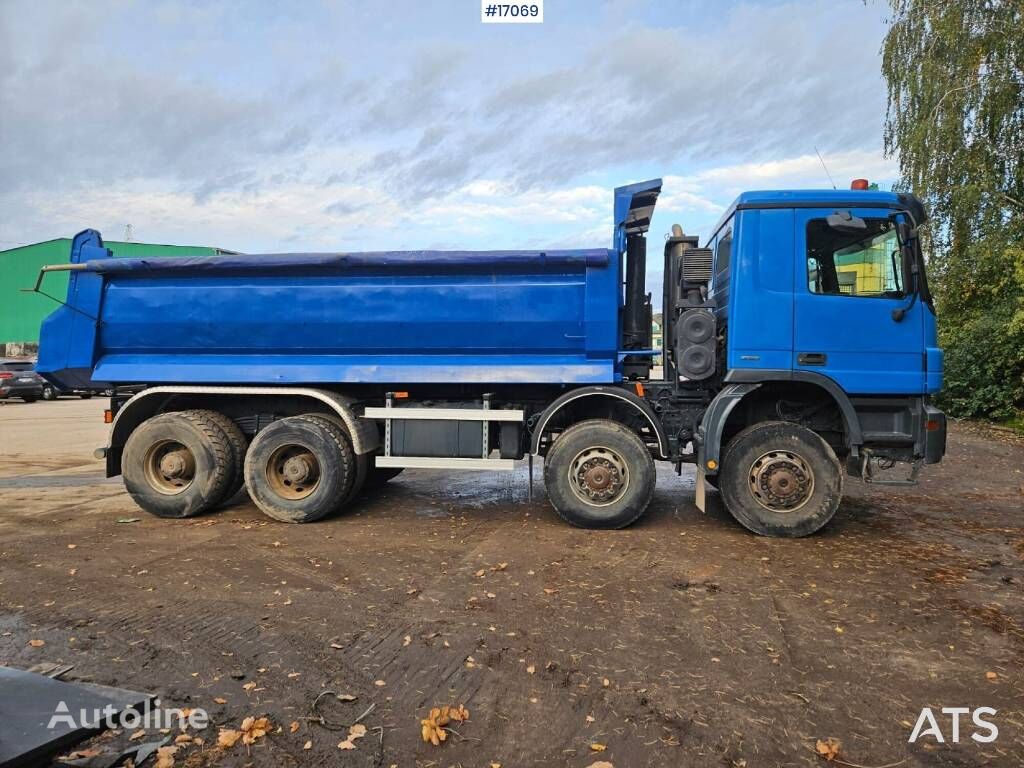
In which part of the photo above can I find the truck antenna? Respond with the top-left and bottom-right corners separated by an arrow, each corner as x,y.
814,147 -> 837,190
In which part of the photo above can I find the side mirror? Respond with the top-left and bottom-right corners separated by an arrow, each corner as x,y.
895,220 -> 913,247
826,210 -> 867,234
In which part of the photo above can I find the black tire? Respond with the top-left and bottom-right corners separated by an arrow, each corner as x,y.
123,410 -> 234,519
41,385 -> 57,401
198,410 -> 248,505
719,421 -> 843,538
79,393 -> 93,399
364,465 -> 404,488
244,414 -> 356,523
543,419 -> 656,529
22,396 -> 38,403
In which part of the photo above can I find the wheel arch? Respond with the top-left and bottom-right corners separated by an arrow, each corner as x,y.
530,386 -> 670,459
104,386 -> 380,477
699,371 -> 863,475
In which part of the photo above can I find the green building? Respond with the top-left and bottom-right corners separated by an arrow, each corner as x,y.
0,238 -> 231,351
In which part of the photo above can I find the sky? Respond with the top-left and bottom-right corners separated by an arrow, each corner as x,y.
0,0 -> 897,269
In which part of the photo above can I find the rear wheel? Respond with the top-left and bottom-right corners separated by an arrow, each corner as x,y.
123,410 -> 234,518
79,393 -> 93,399
199,410 -> 248,505
22,395 -> 38,403
244,415 -> 356,523
543,419 -> 656,529
719,421 -> 842,537
41,385 -> 57,401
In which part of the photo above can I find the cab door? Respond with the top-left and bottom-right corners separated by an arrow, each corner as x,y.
792,208 -> 924,395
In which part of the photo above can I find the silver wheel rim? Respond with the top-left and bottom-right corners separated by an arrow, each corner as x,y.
748,450 -> 814,512
568,446 -> 629,507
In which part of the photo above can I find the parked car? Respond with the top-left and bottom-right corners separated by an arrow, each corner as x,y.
39,380 -> 111,400
0,360 -> 45,403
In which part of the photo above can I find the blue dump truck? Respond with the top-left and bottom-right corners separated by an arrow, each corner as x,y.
34,179 -> 946,536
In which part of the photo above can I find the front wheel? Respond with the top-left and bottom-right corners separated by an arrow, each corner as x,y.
719,421 -> 843,537
79,392 -> 93,399
543,419 -> 656,529
41,385 -> 57,401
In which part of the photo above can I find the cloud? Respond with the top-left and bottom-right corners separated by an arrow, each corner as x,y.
0,0 -> 894,252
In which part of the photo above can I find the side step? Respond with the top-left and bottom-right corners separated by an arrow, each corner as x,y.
364,397 -> 524,471
860,454 -> 922,486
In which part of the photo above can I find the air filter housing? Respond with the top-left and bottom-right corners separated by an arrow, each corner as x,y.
682,248 -> 713,285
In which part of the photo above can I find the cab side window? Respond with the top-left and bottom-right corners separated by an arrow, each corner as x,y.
806,217 -> 904,298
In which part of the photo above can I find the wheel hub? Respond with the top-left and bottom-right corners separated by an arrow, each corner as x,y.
267,445 -> 320,500
748,450 -> 814,512
159,450 -> 190,479
282,454 -> 315,484
568,447 -> 629,506
144,440 -> 196,495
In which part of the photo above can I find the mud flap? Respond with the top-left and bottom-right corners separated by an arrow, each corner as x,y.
695,467 -> 706,513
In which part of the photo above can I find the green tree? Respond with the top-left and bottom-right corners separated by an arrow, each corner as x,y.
882,0 -> 1023,419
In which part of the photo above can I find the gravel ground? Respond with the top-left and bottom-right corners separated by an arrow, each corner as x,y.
1,397 -> 1021,767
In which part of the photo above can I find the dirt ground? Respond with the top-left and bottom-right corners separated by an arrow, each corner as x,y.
1,398 -> 1021,768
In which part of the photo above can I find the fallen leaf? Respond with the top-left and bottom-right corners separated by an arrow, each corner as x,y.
336,693 -> 357,702
986,671 -> 998,681
815,737 -> 841,761
67,544 -> 77,550
240,716 -> 272,745
116,518 -> 141,524
213,697 -> 227,704
338,740 -> 356,750
590,743 -> 607,752
585,715 -> 595,724
28,639 -> 45,648
374,679 -> 386,686
330,642 -> 344,649
420,703 -> 470,746
174,734 -> 193,745
303,740 -> 312,750
602,678 -> 610,688
289,721 -> 300,733
129,729 -> 146,741
154,745 -> 177,768
242,682 -> 257,693
492,562 -> 508,571
475,569 -> 486,577
349,724 -> 367,739
526,664 -> 536,675
543,587 -> 557,595
68,568 -> 78,576
403,635 -> 412,647
588,762 -> 614,768
217,730 -> 242,749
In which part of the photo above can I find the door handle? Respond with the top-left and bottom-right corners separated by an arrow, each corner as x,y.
798,352 -> 827,366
